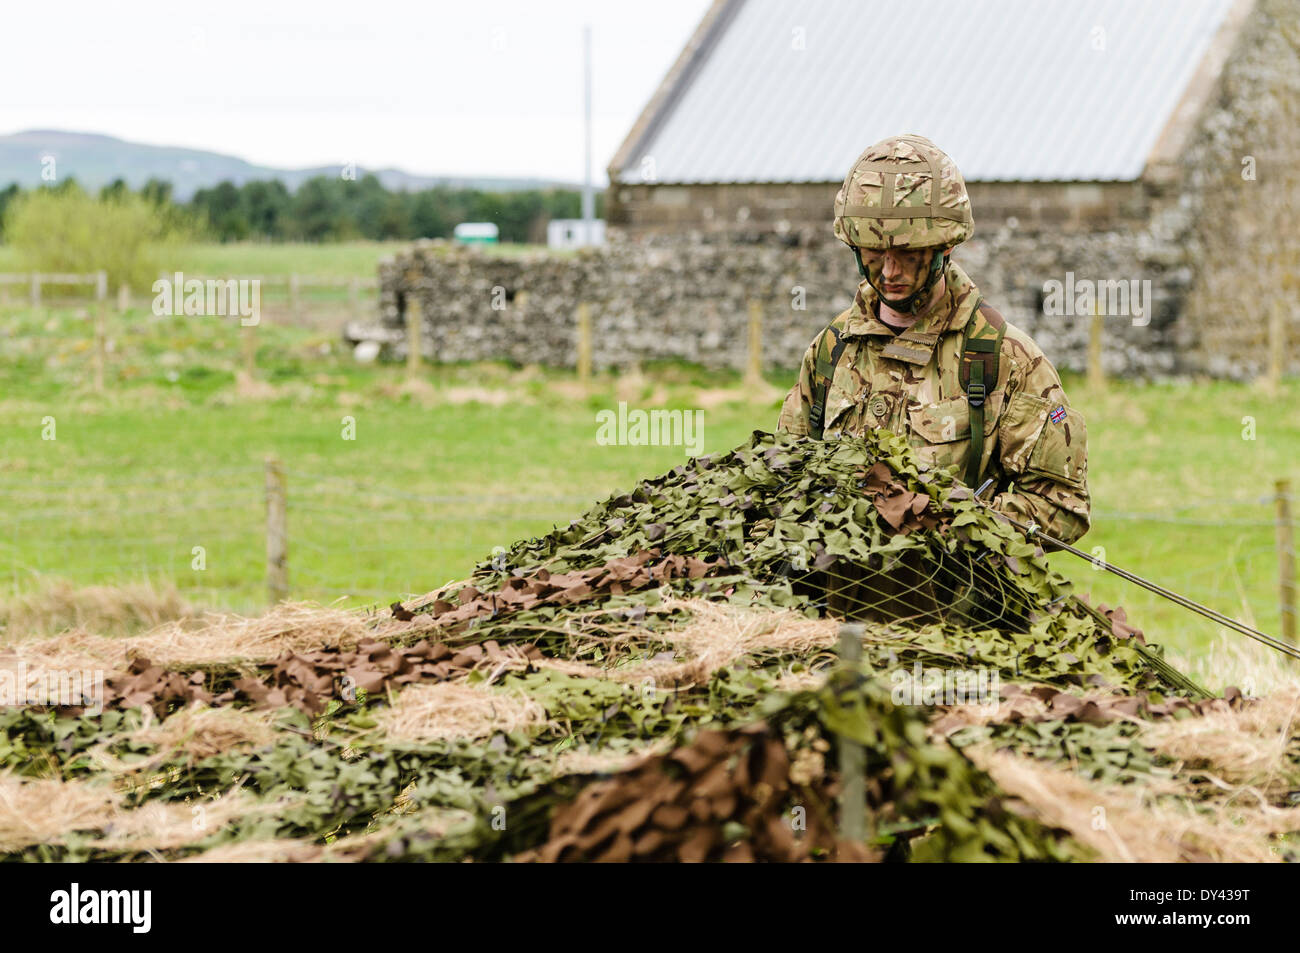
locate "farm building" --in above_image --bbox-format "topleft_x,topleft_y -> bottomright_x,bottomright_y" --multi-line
603,0 -> 1300,378
547,218 -> 607,248
380,0 -> 1298,379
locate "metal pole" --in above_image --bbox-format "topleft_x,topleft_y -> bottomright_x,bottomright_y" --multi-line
581,24 -> 594,244
971,496 -> 1300,660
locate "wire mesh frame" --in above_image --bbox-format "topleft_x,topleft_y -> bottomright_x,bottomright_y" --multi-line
764,545 -> 1044,633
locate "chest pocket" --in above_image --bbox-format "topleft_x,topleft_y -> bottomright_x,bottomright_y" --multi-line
821,360 -> 868,435
907,394 -> 1000,474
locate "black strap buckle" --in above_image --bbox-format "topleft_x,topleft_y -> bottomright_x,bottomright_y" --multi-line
967,381 -> 986,408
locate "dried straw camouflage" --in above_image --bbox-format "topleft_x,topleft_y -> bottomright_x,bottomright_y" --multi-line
833,134 -> 974,250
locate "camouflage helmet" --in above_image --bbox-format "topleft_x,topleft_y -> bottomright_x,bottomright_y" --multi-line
833,134 -> 974,250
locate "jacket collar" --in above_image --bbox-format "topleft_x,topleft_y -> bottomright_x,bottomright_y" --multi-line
841,260 -> 982,342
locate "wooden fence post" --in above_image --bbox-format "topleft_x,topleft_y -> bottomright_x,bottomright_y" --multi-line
30,273 -> 40,310
406,297 -> 422,379
1266,301 -> 1284,394
289,273 -> 301,321
1088,303 -> 1105,391
1277,479 -> 1296,645
745,300 -> 763,387
241,322 -> 257,380
576,302 -> 592,384
117,283 -> 130,313
93,271 -> 107,393
837,622 -> 869,842
265,456 -> 288,605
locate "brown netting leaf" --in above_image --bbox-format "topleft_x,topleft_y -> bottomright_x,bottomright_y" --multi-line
516,723 -> 879,863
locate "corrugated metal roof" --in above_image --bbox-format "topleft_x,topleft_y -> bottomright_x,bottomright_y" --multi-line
615,0 -> 1236,184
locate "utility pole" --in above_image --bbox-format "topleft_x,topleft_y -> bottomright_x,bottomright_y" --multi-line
582,23 -> 595,245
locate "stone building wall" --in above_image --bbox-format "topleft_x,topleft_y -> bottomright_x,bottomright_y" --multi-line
1173,0 -> 1300,378
378,238 -> 855,374
605,180 -> 1153,236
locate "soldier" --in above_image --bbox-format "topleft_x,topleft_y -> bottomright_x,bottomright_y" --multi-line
778,134 -> 1090,544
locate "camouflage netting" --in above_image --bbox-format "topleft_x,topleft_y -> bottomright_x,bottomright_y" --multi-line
2,431 -> 1298,863
456,429 -> 1202,698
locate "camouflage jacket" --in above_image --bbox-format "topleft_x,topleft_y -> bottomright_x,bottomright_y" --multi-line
777,261 -> 1090,543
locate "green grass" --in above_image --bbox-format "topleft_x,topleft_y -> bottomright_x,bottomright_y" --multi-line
0,240 -> 562,278
168,240 -> 406,276
0,290 -> 1297,670
0,299 -> 766,613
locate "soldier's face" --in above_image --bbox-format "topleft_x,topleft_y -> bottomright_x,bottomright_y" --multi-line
858,244 -> 956,306
860,247 -> 936,298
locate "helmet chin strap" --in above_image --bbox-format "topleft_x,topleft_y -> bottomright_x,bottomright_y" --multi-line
854,247 -> 948,316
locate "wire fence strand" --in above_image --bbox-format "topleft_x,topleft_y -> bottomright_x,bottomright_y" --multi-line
0,468 -> 1292,629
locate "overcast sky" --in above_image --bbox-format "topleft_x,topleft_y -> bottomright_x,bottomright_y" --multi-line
0,0 -> 713,184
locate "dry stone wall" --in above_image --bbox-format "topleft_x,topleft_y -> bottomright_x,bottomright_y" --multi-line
377,227 -> 1187,378
379,238 -> 856,373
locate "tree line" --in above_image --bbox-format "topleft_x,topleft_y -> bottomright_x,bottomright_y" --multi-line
0,174 -> 603,244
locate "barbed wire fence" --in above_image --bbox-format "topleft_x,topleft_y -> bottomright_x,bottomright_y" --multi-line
1084,483 -> 1295,644
0,461 -> 1294,646
0,271 -> 380,330
0,462 -> 590,613
0,282 -> 1294,643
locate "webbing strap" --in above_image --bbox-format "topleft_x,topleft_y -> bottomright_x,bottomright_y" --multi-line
835,135 -> 972,224
809,326 -> 849,439
838,203 -> 970,222
966,360 -> 987,489
960,299 -> 1006,488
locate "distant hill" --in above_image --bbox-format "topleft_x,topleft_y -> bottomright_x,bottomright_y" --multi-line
0,130 -> 580,199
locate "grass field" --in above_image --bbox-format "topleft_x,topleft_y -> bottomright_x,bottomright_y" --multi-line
1,245 -> 1297,677
0,239 -> 558,280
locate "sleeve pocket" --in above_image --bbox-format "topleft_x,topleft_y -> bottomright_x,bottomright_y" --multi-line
1025,404 -> 1088,488
997,392 -> 1049,474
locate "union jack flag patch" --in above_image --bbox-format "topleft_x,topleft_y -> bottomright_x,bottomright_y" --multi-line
1049,406 -> 1068,424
